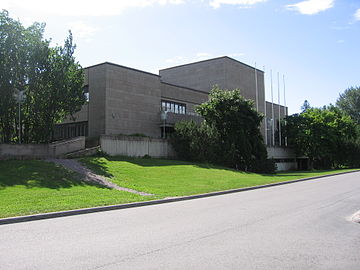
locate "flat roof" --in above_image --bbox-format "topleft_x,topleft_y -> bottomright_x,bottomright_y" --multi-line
159,56 -> 264,73
84,62 -> 160,77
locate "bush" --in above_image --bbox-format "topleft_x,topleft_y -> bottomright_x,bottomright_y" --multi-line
170,120 -> 219,162
171,88 -> 269,173
248,159 -> 277,174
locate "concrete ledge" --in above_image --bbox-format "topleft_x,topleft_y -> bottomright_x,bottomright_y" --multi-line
1,169 -> 359,225
0,137 -> 85,160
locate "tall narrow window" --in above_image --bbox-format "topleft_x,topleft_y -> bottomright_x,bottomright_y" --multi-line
83,85 -> 89,102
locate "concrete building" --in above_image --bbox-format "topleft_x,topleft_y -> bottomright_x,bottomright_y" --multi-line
55,56 -> 287,147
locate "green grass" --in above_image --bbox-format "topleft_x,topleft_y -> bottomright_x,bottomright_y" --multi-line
81,156 -> 357,197
0,160 -> 150,218
0,157 -> 357,219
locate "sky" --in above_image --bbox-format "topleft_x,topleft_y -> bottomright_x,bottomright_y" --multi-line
1,0 -> 359,114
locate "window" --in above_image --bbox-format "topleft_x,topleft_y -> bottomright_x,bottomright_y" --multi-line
53,121 -> 88,140
83,85 -> 89,102
161,100 -> 186,114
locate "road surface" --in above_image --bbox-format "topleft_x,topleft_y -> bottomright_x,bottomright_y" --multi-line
1,172 -> 360,269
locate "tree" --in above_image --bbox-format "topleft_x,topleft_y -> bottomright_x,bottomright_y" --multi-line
196,87 -> 267,169
301,100 -> 311,112
0,10 -> 85,143
172,87 -> 274,172
336,86 -> 360,125
285,105 -> 357,169
171,120 -> 220,163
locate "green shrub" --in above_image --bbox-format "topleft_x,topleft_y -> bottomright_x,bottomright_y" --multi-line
171,88 -> 268,173
248,159 -> 277,174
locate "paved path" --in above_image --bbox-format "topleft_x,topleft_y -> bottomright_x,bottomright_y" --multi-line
1,171 -> 359,269
47,159 -> 153,196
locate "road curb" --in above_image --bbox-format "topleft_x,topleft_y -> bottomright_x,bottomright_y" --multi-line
1,169 -> 359,225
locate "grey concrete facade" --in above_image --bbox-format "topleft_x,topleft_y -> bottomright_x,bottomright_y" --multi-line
0,137 -> 85,160
160,57 -> 265,114
101,135 -> 176,158
57,56 -> 288,146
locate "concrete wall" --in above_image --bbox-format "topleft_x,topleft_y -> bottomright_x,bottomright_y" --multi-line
160,82 -> 208,114
265,101 -> 288,146
267,146 -> 297,171
101,135 -> 175,158
49,137 -> 85,157
267,146 -> 295,159
160,57 -> 268,137
275,162 -> 297,171
61,104 -> 89,124
105,64 -> 162,138
165,112 -> 203,125
223,57 -> 265,113
160,57 -> 226,93
0,144 -> 49,159
0,137 -> 85,160
265,102 -> 288,121
88,64 -> 107,137
159,57 -> 265,111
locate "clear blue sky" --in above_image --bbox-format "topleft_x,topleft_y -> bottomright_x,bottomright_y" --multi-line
1,0 -> 359,114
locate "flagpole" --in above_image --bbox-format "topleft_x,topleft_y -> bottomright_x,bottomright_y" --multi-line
271,70 -> 275,146
263,66 -> 267,146
277,72 -> 281,147
254,62 -> 259,111
283,74 -> 287,147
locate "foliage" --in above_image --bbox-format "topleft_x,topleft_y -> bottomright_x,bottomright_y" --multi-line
336,86 -> 360,125
301,100 -> 311,112
171,87 -> 271,172
0,10 -> 85,143
285,105 -> 357,169
248,159 -> 277,174
171,120 -> 220,163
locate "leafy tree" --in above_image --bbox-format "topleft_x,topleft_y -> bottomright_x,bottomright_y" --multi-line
172,87 -> 274,172
196,87 -> 267,169
171,120 -> 220,163
285,105 -> 357,169
0,10 -> 85,143
336,86 -> 360,125
301,100 -> 311,112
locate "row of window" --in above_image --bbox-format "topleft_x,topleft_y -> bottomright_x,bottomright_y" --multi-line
161,100 -> 186,114
54,122 -> 88,140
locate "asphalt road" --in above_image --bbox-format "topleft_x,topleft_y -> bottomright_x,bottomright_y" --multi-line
1,172 -> 360,270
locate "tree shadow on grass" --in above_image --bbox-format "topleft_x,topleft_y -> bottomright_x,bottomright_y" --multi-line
0,160 -> 107,190
82,156 -> 324,181
81,156 -> 258,178
96,156 -> 229,169
80,158 -> 114,178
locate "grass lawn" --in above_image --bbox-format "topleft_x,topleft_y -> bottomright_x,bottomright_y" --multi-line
81,156 -> 358,197
1,157 -> 357,219
0,160 -> 151,218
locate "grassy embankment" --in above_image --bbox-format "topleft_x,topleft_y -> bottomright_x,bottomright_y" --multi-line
81,157 -> 356,197
0,160 -> 149,218
0,157 -> 357,218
